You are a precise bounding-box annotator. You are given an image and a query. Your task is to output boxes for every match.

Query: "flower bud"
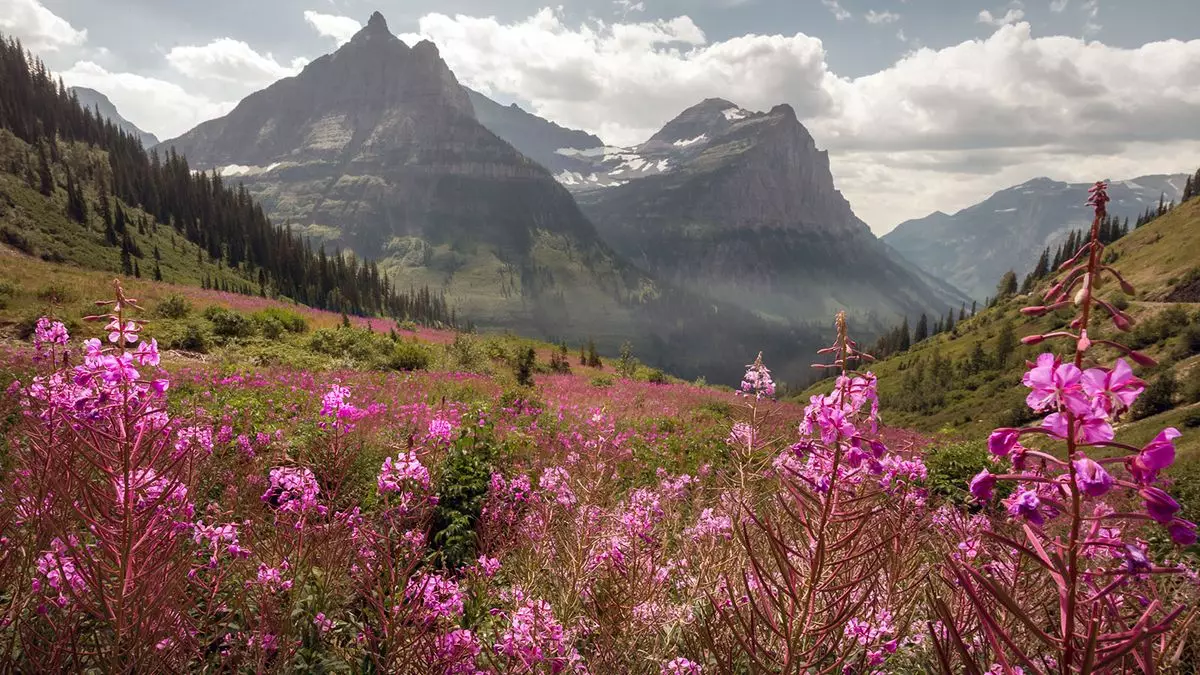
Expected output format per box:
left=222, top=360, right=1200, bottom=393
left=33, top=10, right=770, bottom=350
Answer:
left=1119, top=279, right=1136, bottom=295
left=1111, top=313, right=1132, bottom=332
left=1077, top=330, right=1091, bottom=353
left=1021, top=306, right=1048, bottom=316
left=1128, top=350, right=1157, bottom=367
left=1021, top=334, right=1046, bottom=345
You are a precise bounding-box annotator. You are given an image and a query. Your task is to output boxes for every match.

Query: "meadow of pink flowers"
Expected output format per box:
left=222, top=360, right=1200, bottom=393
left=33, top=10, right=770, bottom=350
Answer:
left=0, top=182, right=1196, bottom=673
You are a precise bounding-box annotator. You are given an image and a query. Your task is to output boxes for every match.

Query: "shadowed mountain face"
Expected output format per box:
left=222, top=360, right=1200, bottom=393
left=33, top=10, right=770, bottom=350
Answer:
left=159, top=13, right=826, bottom=384
left=465, top=89, right=603, bottom=174
left=546, top=99, right=965, bottom=325
left=70, top=86, right=159, bottom=148
left=883, top=174, right=1189, bottom=301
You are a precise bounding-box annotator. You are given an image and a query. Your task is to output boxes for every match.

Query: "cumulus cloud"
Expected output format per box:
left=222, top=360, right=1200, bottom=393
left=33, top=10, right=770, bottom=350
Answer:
left=0, top=0, right=86, bottom=52
left=60, top=61, right=236, bottom=140
left=1050, top=0, right=1069, bottom=11
left=402, top=10, right=1200, bottom=232
left=977, top=8, right=1026, bottom=26
left=400, top=8, right=833, bottom=145
left=865, top=10, right=900, bottom=25
left=166, top=39, right=306, bottom=87
left=821, top=0, right=852, bottom=21
left=304, top=10, right=361, bottom=45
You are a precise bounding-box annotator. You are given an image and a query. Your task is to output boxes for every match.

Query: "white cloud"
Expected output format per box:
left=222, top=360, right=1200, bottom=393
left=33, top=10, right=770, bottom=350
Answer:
left=977, top=8, right=1026, bottom=26
left=60, top=61, right=236, bottom=140
left=614, top=0, right=645, bottom=13
left=865, top=10, right=900, bottom=24
left=821, top=0, right=853, bottom=21
left=1050, top=0, right=1069, bottom=11
left=403, top=10, right=1200, bottom=232
left=400, top=8, right=833, bottom=145
left=303, top=10, right=361, bottom=45
left=166, top=39, right=306, bottom=87
left=0, top=0, right=86, bottom=52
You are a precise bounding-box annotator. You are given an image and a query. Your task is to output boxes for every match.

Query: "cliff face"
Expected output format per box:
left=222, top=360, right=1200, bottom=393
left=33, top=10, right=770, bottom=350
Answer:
left=466, top=88, right=603, bottom=174
left=883, top=174, right=1190, bottom=301
left=70, top=86, right=159, bottom=148
left=564, top=100, right=963, bottom=325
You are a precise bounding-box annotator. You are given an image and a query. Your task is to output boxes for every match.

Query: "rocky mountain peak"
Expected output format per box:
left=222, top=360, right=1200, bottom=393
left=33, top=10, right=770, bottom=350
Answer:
left=648, top=97, right=752, bottom=145
left=352, top=11, right=393, bottom=40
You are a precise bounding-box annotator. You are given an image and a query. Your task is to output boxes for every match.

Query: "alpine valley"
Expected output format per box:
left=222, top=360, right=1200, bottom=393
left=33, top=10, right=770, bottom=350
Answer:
left=158, top=12, right=962, bottom=383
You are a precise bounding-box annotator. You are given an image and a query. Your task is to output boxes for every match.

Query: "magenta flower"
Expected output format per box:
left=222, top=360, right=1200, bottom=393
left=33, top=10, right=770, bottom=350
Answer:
left=1130, top=427, right=1180, bottom=484
left=661, top=657, right=702, bottom=675
left=1072, top=456, right=1114, bottom=497
left=1005, top=488, right=1046, bottom=525
left=988, top=428, right=1020, bottom=456
left=1022, top=353, right=1089, bottom=415
left=1123, top=544, right=1151, bottom=573
left=132, top=338, right=160, bottom=367
left=1042, top=412, right=1113, bottom=445
left=1080, top=359, right=1143, bottom=417
left=106, top=319, right=139, bottom=344
left=1167, top=519, right=1197, bottom=546
left=969, top=469, right=996, bottom=502
left=1140, top=487, right=1181, bottom=524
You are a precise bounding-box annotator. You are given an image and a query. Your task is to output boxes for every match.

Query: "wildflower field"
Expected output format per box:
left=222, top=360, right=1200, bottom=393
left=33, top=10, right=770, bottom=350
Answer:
left=1, top=183, right=1198, bottom=673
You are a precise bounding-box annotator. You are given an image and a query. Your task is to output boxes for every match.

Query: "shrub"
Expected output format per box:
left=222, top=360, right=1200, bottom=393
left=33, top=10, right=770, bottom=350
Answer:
left=388, top=340, right=432, bottom=371
left=590, top=374, right=614, bottom=388
left=1132, top=371, right=1178, bottom=420
left=645, top=368, right=668, bottom=385
left=154, top=294, right=192, bottom=319
left=429, top=426, right=496, bottom=570
left=513, top=347, right=536, bottom=387
left=156, top=319, right=210, bottom=353
left=0, top=280, right=16, bottom=310
left=201, top=306, right=256, bottom=339
left=445, top=333, right=489, bottom=373
left=308, top=327, right=392, bottom=365
left=925, top=440, right=1012, bottom=505
left=252, top=307, right=307, bottom=335
left=35, top=282, right=76, bottom=305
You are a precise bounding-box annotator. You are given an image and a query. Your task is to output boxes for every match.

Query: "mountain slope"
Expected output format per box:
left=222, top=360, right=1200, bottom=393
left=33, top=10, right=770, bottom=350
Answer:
left=158, top=14, right=821, bottom=384
left=559, top=99, right=964, bottom=326
left=70, top=86, right=159, bottom=148
left=883, top=174, right=1189, bottom=302
left=466, top=89, right=602, bottom=174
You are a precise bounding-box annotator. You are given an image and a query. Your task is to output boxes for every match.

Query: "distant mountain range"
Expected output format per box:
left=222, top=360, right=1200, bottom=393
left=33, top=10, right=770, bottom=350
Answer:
left=883, top=174, right=1189, bottom=301
left=465, top=89, right=602, bottom=174
left=70, top=86, right=159, bottom=148
left=158, top=12, right=828, bottom=383
left=547, top=98, right=966, bottom=323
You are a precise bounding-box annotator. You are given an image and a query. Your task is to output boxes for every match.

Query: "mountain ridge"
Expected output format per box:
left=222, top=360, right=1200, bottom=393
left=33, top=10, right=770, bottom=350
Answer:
left=69, top=86, right=159, bottom=148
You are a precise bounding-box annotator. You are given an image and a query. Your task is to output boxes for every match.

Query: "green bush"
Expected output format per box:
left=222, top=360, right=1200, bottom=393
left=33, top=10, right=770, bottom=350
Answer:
left=308, top=327, right=392, bottom=365
left=429, top=426, right=496, bottom=570
left=590, top=374, right=614, bottom=388
left=154, top=294, right=192, bottom=319
left=925, top=440, right=1013, bottom=505
left=446, top=333, right=489, bottom=373
left=514, top=347, right=536, bottom=387
left=35, top=282, right=76, bottom=305
left=156, top=319, right=211, bottom=353
left=645, top=369, right=669, bottom=385
left=0, top=280, right=15, bottom=310
left=252, top=307, right=308, bottom=334
left=388, top=340, right=432, bottom=371
left=202, top=306, right=256, bottom=339
left=1132, top=371, right=1178, bottom=420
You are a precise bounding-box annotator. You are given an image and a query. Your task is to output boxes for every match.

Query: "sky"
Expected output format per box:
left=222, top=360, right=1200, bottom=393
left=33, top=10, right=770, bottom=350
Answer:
left=3, top=0, right=1200, bottom=233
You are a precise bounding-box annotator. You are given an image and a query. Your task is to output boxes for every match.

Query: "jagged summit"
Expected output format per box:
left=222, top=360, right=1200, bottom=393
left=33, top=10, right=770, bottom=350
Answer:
left=367, top=11, right=388, bottom=31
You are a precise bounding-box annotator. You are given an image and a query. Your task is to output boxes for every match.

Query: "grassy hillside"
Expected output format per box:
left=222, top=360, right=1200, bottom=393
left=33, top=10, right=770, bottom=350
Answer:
left=801, top=196, right=1200, bottom=460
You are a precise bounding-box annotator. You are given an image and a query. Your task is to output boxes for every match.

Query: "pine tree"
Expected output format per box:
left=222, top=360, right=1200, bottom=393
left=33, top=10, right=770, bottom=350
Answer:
left=1184, top=175, right=1194, bottom=202
left=945, top=308, right=955, bottom=333
left=120, top=237, right=133, bottom=276
left=134, top=260, right=141, bottom=278
left=958, top=304, right=966, bottom=322
left=899, top=317, right=911, bottom=351
left=995, top=320, right=1017, bottom=368
left=996, top=270, right=1018, bottom=298
left=914, top=313, right=929, bottom=342
left=1032, top=248, right=1050, bottom=280
left=37, top=144, right=53, bottom=196
left=153, top=261, right=163, bottom=281
left=971, top=300, right=977, bottom=316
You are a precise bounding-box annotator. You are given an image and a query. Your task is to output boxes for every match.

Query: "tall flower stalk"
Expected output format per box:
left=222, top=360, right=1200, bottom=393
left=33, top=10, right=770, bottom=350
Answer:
left=936, top=182, right=1198, bottom=674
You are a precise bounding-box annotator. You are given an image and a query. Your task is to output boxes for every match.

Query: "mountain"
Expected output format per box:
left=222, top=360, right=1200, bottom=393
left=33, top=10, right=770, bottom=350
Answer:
left=553, top=98, right=965, bottom=326
left=69, top=86, right=159, bottom=148
left=466, top=89, right=603, bottom=174
left=882, top=174, right=1190, bottom=302
left=159, top=13, right=818, bottom=384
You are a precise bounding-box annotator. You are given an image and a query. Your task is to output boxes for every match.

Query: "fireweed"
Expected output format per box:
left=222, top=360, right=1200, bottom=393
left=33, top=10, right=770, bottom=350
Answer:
left=700, top=313, right=931, bottom=673
left=933, top=182, right=1199, bottom=673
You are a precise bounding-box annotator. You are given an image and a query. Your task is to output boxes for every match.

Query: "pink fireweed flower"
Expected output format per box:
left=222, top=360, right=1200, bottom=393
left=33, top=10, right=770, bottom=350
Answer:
left=437, top=629, right=481, bottom=673
left=106, top=319, right=140, bottom=344
left=427, top=416, right=455, bottom=442
left=1072, top=456, right=1114, bottom=497
left=970, top=469, right=997, bottom=502
left=377, top=451, right=431, bottom=494
left=35, top=538, right=87, bottom=606
left=405, top=573, right=465, bottom=624
left=1129, top=427, right=1180, bottom=484
left=132, top=338, right=161, bottom=367
left=476, top=555, right=501, bottom=578
left=1140, top=487, right=1181, bottom=524
left=1005, top=488, right=1046, bottom=525
left=1080, top=359, right=1143, bottom=417
left=1167, top=519, right=1197, bottom=546
left=262, top=466, right=322, bottom=514
left=661, top=657, right=702, bottom=674
left=988, top=428, right=1020, bottom=456
left=726, top=422, right=756, bottom=449
left=313, top=613, right=333, bottom=634
left=1023, top=353, right=1090, bottom=415
left=538, top=466, right=577, bottom=508
left=1042, top=412, right=1113, bottom=445
left=738, top=352, right=775, bottom=399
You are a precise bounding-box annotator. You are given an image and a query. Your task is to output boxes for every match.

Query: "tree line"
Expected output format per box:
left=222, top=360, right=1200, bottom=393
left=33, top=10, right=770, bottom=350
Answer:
left=0, top=33, right=455, bottom=326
